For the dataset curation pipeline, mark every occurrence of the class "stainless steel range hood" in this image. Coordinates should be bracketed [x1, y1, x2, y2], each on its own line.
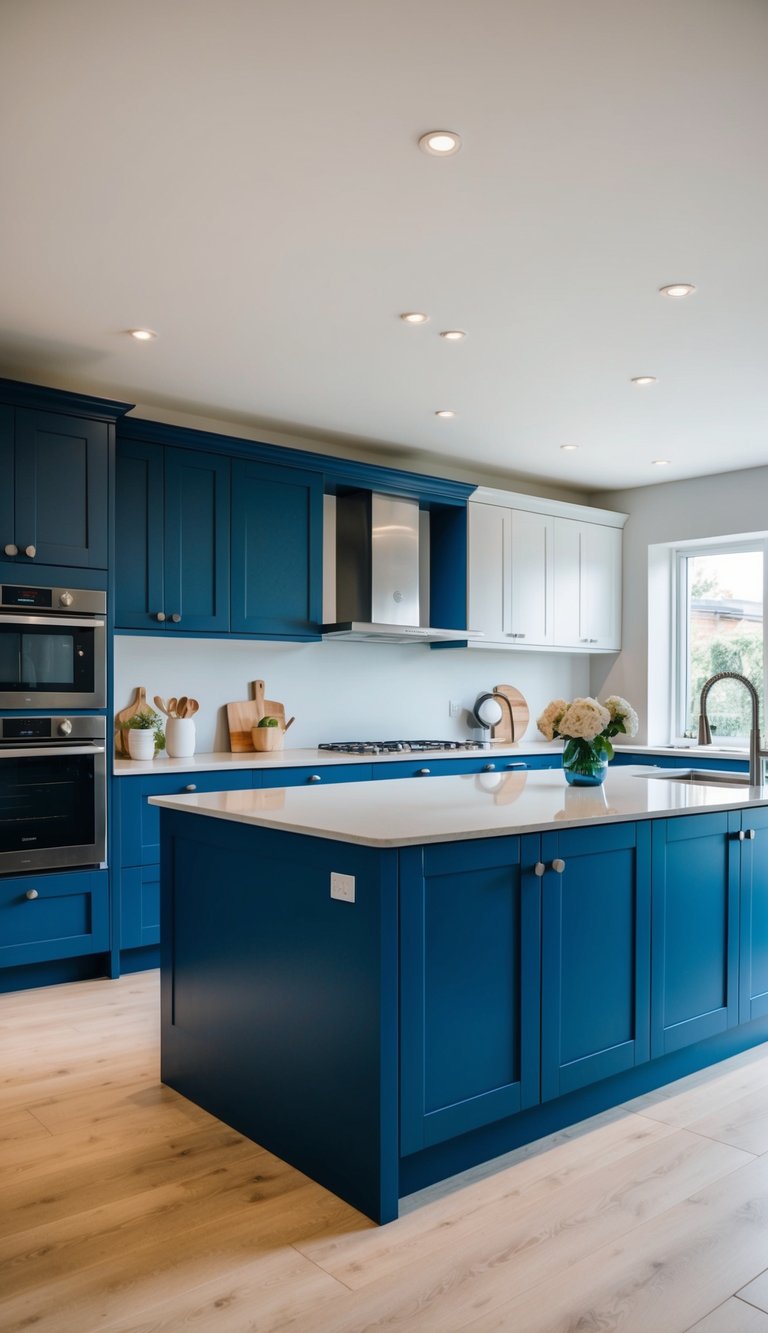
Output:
[322, 491, 481, 643]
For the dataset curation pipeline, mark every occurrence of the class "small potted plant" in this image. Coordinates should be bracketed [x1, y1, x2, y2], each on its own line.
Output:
[251, 715, 284, 752]
[120, 711, 166, 761]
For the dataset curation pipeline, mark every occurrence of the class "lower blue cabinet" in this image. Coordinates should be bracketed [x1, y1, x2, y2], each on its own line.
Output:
[260, 764, 372, 788]
[399, 835, 541, 1154]
[737, 805, 768, 1024]
[650, 812, 740, 1056]
[120, 865, 160, 951]
[540, 821, 651, 1100]
[0, 869, 108, 968]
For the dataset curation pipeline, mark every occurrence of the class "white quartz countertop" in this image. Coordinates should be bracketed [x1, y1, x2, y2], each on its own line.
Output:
[114, 740, 559, 776]
[147, 765, 768, 848]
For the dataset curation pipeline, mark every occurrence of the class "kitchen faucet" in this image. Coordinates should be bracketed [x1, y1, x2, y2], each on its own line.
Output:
[697, 671, 768, 785]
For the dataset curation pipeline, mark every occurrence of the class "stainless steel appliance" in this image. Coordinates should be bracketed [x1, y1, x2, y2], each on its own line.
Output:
[0, 715, 107, 873]
[319, 739, 484, 755]
[0, 584, 107, 709]
[322, 491, 482, 643]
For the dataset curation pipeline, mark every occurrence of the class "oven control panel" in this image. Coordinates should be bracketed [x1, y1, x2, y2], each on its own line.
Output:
[0, 716, 106, 743]
[0, 585, 106, 615]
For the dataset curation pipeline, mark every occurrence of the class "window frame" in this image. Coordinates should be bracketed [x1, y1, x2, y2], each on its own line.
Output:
[672, 537, 767, 747]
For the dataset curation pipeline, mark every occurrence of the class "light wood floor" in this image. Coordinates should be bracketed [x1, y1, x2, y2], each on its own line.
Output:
[4, 975, 768, 1332]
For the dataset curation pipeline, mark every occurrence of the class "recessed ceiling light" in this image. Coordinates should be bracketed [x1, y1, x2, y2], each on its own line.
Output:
[128, 328, 157, 341]
[418, 130, 462, 157]
[400, 312, 429, 324]
[439, 329, 466, 340]
[560, 444, 579, 452]
[659, 283, 696, 298]
[652, 459, 671, 466]
[435, 410, 457, 419]
[631, 376, 657, 386]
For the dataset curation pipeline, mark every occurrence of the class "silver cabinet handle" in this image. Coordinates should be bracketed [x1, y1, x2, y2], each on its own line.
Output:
[4, 542, 18, 556]
[308, 774, 322, 783]
[505, 762, 528, 770]
[534, 862, 546, 877]
[507, 632, 527, 639]
[170, 613, 182, 623]
[416, 768, 431, 776]
[736, 830, 746, 841]
[154, 611, 166, 622]
[184, 784, 197, 792]
[25, 888, 39, 900]
[589, 638, 598, 644]
[552, 858, 566, 874]
[482, 763, 496, 772]
[580, 637, 590, 643]
[24, 544, 36, 558]
[748, 828, 756, 840]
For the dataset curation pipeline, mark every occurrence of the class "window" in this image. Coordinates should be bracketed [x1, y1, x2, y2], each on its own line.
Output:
[675, 541, 766, 743]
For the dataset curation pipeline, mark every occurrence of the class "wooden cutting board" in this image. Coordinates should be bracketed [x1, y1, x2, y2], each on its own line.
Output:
[115, 686, 152, 756]
[226, 681, 287, 752]
[491, 684, 529, 745]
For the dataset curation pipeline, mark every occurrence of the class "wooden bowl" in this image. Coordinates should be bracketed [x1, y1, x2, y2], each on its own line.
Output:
[251, 726, 284, 752]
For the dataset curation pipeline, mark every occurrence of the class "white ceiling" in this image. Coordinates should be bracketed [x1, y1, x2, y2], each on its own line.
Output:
[1, 0, 767, 492]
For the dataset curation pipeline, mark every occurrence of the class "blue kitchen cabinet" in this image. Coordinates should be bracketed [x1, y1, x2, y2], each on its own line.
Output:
[372, 754, 557, 781]
[119, 769, 255, 870]
[650, 812, 740, 1056]
[540, 821, 651, 1100]
[399, 835, 541, 1154]
[120, 865, 161, 951]
[0, 869, 109, 968]
[1, 407, 109, 569]
[115, 441, 230, 632]
[260, 764, 372, 788]
[738, 804, 768, 1024]
[230, 458, 323, 638]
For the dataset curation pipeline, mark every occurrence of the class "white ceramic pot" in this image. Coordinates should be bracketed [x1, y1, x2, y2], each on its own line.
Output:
[166, 717, 196, 758]
[127, 728, 155, 761]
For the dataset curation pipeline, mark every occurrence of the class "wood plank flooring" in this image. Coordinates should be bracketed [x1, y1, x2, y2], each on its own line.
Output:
[3, 973, 768, 1330]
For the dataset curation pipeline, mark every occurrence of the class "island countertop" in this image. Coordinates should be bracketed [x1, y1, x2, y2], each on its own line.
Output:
[148, 764, 768, 848]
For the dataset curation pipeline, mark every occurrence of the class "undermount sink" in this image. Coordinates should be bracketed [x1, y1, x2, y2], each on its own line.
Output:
[644, 769, 753, 787]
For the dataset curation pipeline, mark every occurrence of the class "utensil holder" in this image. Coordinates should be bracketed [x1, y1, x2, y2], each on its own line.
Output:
[166, 717, 196, 758]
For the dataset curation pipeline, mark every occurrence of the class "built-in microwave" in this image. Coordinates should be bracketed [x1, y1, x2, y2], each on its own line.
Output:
[0, 585, 106, 710]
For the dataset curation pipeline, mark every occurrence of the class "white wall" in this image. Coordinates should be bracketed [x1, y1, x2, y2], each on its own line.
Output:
[114, 635, 590, 752]
[589, 463, 768, 744]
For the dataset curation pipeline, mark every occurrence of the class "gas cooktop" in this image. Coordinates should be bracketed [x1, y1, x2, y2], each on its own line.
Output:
[318, 739, 484, 756]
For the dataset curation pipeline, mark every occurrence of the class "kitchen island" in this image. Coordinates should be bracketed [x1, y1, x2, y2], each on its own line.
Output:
[151, 766, 768, 1222]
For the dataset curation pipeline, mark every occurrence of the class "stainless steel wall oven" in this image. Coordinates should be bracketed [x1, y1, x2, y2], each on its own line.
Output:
[0, 585, 106, 710]
[0, 716, 107, 874]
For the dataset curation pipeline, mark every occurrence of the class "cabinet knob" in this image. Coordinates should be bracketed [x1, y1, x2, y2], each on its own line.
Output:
[23, 544, 36, 558]
[25, 888, 39, 900]
[482, 763, 496, 772]
[416, 768, 431, 776]
[170, 613, 182, 623]
[551, 858, 566, 874]
[748, 828, 757, 840]
[4, 542, 18, 556]
[736, 830, 746, 841]
[534, 861, 546, 877]
[505, 762, 527, 770]
[308, 774, 322, 783]
[154, 611, 166, 622]
[184, 784, 197, 792]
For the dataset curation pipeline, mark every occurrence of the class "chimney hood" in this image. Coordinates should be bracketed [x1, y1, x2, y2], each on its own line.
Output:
[322, 491, 481, 644]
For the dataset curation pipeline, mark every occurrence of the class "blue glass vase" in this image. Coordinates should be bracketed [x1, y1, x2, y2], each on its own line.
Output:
[562, 741, 609, 786]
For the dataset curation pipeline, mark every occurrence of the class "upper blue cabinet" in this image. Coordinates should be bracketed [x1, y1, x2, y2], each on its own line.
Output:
[116, 440, 230, 633]
[0, 381, 131, 572]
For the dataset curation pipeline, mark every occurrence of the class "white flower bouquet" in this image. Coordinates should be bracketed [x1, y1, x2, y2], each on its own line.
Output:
[537, 694, 639, 783]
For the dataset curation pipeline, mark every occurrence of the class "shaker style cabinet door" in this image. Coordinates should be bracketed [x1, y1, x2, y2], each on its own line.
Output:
[540, 820, 651, 1100]
[650, 813, 740, 1057]
[553, 519, 622, 651]
[115, 443, 230, 632]
[738, 805, 768, 1024]
[467, 501, 508, 646]
[399, 836, 541, 1154]
[508, 509, 554, 646]
[2, 408, 109, 569]
[230, 458, 322, 638]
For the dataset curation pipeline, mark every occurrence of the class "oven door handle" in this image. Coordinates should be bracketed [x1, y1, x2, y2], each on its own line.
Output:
[0, 744, 106, 758]
[0, 614, 106, 629]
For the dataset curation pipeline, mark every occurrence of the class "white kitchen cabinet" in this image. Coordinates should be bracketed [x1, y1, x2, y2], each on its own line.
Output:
[468, 489, 626, 654]
[553, 518, 622, 651]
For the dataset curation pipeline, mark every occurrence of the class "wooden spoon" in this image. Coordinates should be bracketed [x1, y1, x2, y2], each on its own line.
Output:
[184, 699, 200, 718]
[284, 716, 295, 732]
[153, 695, 170, 716]
[167, 697, 178, 719]
[176, 696, 188, 720]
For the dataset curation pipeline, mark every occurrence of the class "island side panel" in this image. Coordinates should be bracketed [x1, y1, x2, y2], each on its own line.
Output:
[159, 809, 399, 1224]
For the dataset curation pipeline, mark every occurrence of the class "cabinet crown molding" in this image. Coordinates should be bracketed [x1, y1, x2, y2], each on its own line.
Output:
[470, 486, 628, 529]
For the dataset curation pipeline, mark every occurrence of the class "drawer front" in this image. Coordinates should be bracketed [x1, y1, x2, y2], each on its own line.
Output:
[0, 869, 108, 967]
[260, 763, 372, 788]
[119, 771, 254, 867]
[120, 865, 160, 950]
[372, 756, 554, 780]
